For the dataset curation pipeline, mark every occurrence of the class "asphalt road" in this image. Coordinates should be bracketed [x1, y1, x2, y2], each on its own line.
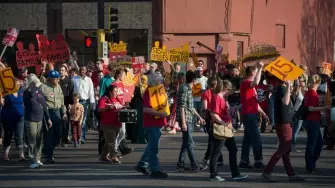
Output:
[0, 131, 335, 188]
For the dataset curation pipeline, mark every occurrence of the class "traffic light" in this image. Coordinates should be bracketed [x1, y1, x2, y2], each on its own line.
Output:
[84, 36, 97, 48]
[109, 6, 119, 30]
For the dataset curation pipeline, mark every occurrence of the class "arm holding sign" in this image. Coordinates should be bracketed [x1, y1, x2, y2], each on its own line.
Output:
[250, 61, 264, 88]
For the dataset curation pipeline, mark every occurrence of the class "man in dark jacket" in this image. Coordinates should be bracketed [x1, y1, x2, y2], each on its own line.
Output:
[59, 65, 74, 147]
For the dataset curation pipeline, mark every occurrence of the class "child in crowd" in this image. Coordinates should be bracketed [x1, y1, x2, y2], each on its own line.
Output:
[69, 93, 84, 147]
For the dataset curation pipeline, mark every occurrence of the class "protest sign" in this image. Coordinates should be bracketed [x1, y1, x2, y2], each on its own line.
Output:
[168, 43, 190, 63]
[150, 41, 169, 62]
[109, 41, 127, 62]
[36, 34, 70, 63]
[131, 56, 145, 74]
[322, 62, 332, 76]
[148, 84, 170, 119]
[192, 83, 202, 97]
[0, 67, 19, 96]
[265, 56, 304, 81]
[2, 28, 19, 47]
[15, 41, 40, 69]
[123, 69, 136, 103]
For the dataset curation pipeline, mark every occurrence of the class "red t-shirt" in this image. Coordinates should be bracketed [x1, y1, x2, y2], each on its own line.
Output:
[98, 96, 122, 127]
[240, 79, 258, 115]
[201, 89, 214, 111]
[142, 90, 167, 127]
[304, 89, 321, 121]
[256, 84, 268, 111]
[111, 81, 125, 105]
[91, 71, 99, 88]
[210, 94, 231, 123]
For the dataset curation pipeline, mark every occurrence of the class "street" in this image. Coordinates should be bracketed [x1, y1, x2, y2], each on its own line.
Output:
[1, 131, 335, 188]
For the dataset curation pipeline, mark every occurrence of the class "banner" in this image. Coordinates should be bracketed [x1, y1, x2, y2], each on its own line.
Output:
[15, 41, 40, 69]
[131, 56, 145, 74]
[109, 41, 127, 62]
[36, 34, 70, 63]
[265, 56, 304, 81]
[2, 28, 19, 47]
[148, 84, 170, 119]
[0, 67, 19, 96]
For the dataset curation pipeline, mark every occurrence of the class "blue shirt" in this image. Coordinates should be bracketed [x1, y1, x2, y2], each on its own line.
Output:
[99, 75, 115, 97]
[1, 88, 25, 121]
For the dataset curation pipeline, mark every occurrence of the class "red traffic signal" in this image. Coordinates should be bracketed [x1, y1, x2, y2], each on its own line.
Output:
[84, 37, 97, 48]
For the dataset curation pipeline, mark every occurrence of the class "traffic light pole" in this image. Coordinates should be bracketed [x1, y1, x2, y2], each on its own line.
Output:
[97, 0, 105, 59]
[98, 0, 104, 29]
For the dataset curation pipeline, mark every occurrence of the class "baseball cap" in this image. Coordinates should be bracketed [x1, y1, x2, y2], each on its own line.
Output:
[47, 70, 60, 78]
[150, 63, 158, 68]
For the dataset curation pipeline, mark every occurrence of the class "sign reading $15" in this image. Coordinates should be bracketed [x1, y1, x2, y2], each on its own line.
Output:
[148, 84, 170, 119]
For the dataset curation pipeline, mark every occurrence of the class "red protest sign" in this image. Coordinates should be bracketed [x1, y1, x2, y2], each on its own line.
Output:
[109, 51, 127, 62]
[15, 41, 40, 69]
[36, 34, 70, 63]
[2, 28, 19, 47]
[131, 56, 145, 74]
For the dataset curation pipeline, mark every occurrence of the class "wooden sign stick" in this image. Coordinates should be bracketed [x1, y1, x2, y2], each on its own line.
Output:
[196, 41, 216, 53]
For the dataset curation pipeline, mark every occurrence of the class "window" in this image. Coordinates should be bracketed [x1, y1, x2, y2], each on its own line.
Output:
[275, 24, 285, 48]
[237, 41, 244, 60]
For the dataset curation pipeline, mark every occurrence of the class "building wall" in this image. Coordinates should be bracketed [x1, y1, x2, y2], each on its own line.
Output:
[0, 2, 152, 54]
[0, 3, 47, 32]
[160, 0, 335, 73]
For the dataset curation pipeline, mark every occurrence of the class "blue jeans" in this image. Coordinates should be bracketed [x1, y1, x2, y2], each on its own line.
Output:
[292, 117, 303, 147]
[2, 117, 25, 148]
[304, 120, 323, 170]
[178, 122, 196, 165]
[80, 100, 89, 142]
[240, 114, 263, 164]
[137, 127, 162, 172]
[44, 109, 62, 159]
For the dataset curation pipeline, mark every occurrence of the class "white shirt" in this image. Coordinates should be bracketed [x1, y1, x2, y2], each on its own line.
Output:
[72, 76, 95, 104]
[194, 76, 208, 102]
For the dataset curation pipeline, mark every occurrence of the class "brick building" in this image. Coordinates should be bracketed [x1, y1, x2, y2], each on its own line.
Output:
[0, 0, 334, 74]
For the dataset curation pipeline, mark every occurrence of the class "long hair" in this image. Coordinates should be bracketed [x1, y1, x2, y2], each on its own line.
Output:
[214, 78, 232, 94]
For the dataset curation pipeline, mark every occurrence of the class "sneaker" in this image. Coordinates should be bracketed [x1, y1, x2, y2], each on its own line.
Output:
[289, 175, 305, 182]
[189, 163, 205, 172]
[233, 174, 248, 181]
[201, 159, 209, 170]
[150, 171, 168, 179]
[306, 168, 319, 174]
[29, 163, 40, 169]
[253, 162, 265, 171]
[262, 173, 278, 182]
[210, 175, 225, 182]
[134, 166, 149, 175]
[80, 140, 86, 144]
[239, 162, 253, 169]
[110, 157, 121, 164]
[176, 162, 191, 172]
[37, 161, 43, 166]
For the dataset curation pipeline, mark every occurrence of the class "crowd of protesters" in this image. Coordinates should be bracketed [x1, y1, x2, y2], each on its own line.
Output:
[0, 54, 334, 182]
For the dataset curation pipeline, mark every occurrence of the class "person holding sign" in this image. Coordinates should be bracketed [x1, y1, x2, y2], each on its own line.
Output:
[176, 71, 206, 172]
[262, 79, 305, 182]
[239, 61, 269, 171]
[135, 72, 168, 179]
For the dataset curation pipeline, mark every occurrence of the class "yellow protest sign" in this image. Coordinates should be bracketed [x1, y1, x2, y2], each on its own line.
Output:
[109, 41, 127, 53]
[192, 83, 202, 97]
[265, 56, 304, 81]
[0, 68, 19, 96]
[168, 43, 190, 63]
[148, 84, 170, 119]
[150, 41, 169, 62]
[322, 62, 332, 76]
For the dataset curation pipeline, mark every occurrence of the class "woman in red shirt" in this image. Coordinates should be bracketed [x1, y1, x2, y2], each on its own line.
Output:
[98, 85, 124, 164]
[135, 73, 168, 179]
[209, 79, 248, 182]
[304, 74, 330, 173]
